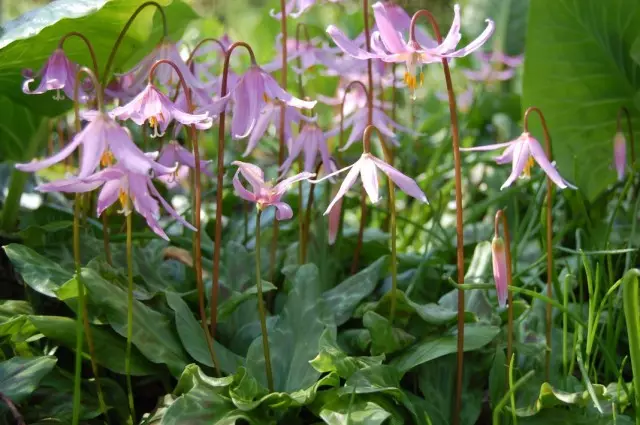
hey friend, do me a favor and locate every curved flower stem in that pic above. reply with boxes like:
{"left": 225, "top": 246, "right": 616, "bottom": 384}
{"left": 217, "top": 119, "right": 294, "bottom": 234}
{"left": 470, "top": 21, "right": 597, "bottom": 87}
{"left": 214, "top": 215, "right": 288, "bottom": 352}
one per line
{"left": 255, "top": 210, "right": 274, "bottom": 391}
{"left": 101, "top": 1, "right": 168, "bottom": 91}
{"left": 270, "top": 0, "right": 290, "bottom": 280}
{"left": 125, "top": 212, "right": 136, "bottom": 420}
{"left": 523, "top": 106, "right": 553, "bottom": 382}
{"left": 350, "top": 0, "right": 376, "bottom": 275}
{"left": 495, "top": 209, "right": 514, "bottom": 384}
{"left": 71, "top": 68, "right": 108, "bottom": 425}
{"left": 59, "top": 32, "right": 100, "bottom": 79}
{"left": 213, "top": 41, "right": 258, "bottom": 341}
{"left": 617, "top": 106, "right": 636, "bottom": 166}
{"left": 186, "top": 37, "right": 227, "bottom": 66}
{"left": 410, "top": 11, "right": 465, "bottom": 424}
{"left": 0, "top": 392, "right": 25, "bottom": 425}
{"left": 362, "top": 125, "right": 398, "bottom": 322}
{"left": 149, "top": 59, "right": 222, "bottom": 376}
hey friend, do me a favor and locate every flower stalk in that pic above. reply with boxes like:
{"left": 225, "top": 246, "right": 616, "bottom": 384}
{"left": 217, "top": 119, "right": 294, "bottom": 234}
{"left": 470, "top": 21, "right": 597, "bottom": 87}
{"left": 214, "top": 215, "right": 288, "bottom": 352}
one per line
{"left": 212, "top": 41, "right": 258, "bottom": 341}
{"left": 296, "top": 22, "right": 310, "bottom": 264}
{"left": 494, "top": 209, "right": 514, "bottom": 381}
{"left": 125, "top": 210, "right": 136, "bottom": 420}
{"left": 255, "top": 210, "right": 275, "bottom": 391}
{"left": 149, "top": 59, "right": 222, "bottom": 375}
{"left": 409, "top": 10, "right": 465, "bottom": 424}
{"left": 523, "top": 106, "right": 554, "bottom": 382}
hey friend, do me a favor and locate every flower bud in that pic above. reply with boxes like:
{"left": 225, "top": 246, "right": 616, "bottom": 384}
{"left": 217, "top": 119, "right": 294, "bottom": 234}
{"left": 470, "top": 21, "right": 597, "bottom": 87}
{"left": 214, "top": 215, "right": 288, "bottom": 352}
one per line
{"left": 613, "top": 131, "right": 627, "bottom": 182}
{"left": 328, "top": 195, "right": 343, "bottom": 245}
{"left": 491, "top": 236, "right": 508, "bottom": 308}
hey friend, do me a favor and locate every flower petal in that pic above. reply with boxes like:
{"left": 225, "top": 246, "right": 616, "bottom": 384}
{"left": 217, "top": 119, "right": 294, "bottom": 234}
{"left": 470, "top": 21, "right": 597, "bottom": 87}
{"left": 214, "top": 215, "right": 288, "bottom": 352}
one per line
{"left": 500, "top": 139, "right": 529, "bottom": 190}
{"left": 232, "top": 160, "right": 265, "bottom": 194}
{"left": 273, "top": 202, "right": 294, "bottom": 220}
{"left": 372, "top": 2, "right": 409, "bottom": 54}
{"left": 370, "top": 155, "right": 428, "bottom": 203}
{"left": 323, "top": 161, "right": 361, "bottom": 215}
{"left": 263, "top": 71, "right": 316, "bottom": 109}
{"left": 97, "top": 179, "right": 122, "bottom": 216}
{"left": 326, "top": 25, "right": 375, "bottom": 60}
{"left": 527, "top": 136, "right": 577, "bottom": 189}
{"left": 359, "top": 156, "right": 380, "bottom": 204}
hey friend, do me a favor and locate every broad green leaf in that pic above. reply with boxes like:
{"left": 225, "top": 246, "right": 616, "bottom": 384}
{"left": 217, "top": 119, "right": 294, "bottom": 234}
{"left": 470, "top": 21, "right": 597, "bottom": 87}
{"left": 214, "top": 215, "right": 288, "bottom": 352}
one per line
{"left": 518, "top": 409, "right": 634, "bottom": 425}
{"left": 390, "top": 324, "right": 500, "bottom": 372}
{"left": 362, "top": 311, "right": 415, "bottom": 356}
{"left": 318, "top": 398, "right": 391, "bottom": 425}
{"left": 4, "top": 243, "right": 72, "bottom": 297}
{"left": 0, "top": 356, "right": 56, "bottom": 403}
{"left": 165, "top": 291, "right": 244, "bottom": 375}
{"left": 80, "top": 268, "right": 190, "bottom": 375}
{"left": 28, "top": 315, "right": 157, "bottom": 376}
{"left": 463, "top": 0, "right": 529, "bottom": 55}
{"left": 218, "top": 280, "right": 277, "bottom": 322}
{"left": 324, "top": 256, "right": 388, "bottom": 326}
{"left": 522, "top": 0, "right": 640, "bottom": 200}
{"left": 488, "top": 346, "right": 507, "bottom": 409}
{"left": 0, "top": 0, "right": 197, "bottom": 162}
{"left": 246, "top": 264, "right": 333, "bottom": 392}
{"left": 310, "top": 329, "right": 384, "bottom": 380}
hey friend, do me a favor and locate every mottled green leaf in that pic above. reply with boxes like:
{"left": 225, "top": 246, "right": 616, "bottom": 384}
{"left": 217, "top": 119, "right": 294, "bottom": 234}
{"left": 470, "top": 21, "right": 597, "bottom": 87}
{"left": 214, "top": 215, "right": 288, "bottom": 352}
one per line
{"left": 4, "top": 243, "right": 72, "bottom": 297}
{"left": 0, "top": 356, "right": 56, "bottom": 403}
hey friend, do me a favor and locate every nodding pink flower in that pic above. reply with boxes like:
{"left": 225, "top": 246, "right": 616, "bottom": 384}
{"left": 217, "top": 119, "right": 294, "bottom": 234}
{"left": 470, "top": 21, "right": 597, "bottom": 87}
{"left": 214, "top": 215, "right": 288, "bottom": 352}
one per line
{"left": 114, "top": 42, "right": 204, "bottom": 97}
{"left": 613, "top": 131, "right": 627, "bottom": 182}
{"left": 372, "top": 1, "right": 436, "bottom": 50}
{"left": 317, "top": 79, "right": 391, "bottom": 120}
{"left": 327, "top": 4, "right": 494, "bottom": 96}
{"left": 279, "top": 123, "right": 335, "bottom": 176}
{"left": 460, "top": 132, "right": 577, "bottom": 190}
{"left": 226, "top": 65, "right": 316, "bottom": 139}
{"left": 491, "top": 236, "right": 508, "bottom": 308}
{"left": 316, "top": 153, "right": 428, "bottom": 215}
{"left": 327, "top": 191, "right": 343, "bottom": 245}
{"left": 16, "top": 112, "right": 175, "bottom": 178}
{"left": 270, "top": 0, "right": 343, "bottom": 19}
{"left": 326, "top": 106, "right": 418, "bottom": 151}
{"left": 156, "top": 140, "right": 213, "bottom": 178}
{"left": 22, "top": 48, "right": 90, "bottom": 102}
{"left": 109, "top": 83, "right": 213, "bottom": 137}
{"left": 241, "top": 101, "right": 316, "bottom": 157}
{"left": 463, "top": 51, "right": 522, "bottom": 83}
{"left": 37, "top": 165, "right": 195, "bottom": 241}
{"left": 157, "top": 165, "right": 190, "bottom": 189}
{"left": 262, "top": 35, "right": 341, "bottom": 74}
{"left": 232, "top": 161, "right": 314, "bottom": 220}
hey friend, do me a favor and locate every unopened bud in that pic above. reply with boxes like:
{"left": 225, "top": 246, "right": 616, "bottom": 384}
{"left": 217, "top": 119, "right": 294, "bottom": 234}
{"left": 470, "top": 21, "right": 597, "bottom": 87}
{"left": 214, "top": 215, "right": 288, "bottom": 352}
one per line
{"left": 613, "top": 131, "right": 627, "bottom": 182}
{"left": 491, "top": 236, "right": 508, "bottom": 308}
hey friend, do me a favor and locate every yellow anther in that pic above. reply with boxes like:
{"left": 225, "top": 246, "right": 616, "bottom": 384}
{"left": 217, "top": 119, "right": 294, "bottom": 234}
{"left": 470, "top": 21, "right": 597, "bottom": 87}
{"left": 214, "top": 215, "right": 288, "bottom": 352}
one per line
{"left": 419, "top": 71, "right": 425, "bottom": 86}
{"left": 522, "top": 156, "right": 535, "bottom": 178}
{"left": 100, "top": 150, "right": 114, "bottom": 167}
{"left": 263, "top": 93, "right": 270, "bottom": 103}
{"left": 118, "top": 189, "right": 129, "bottom": 211}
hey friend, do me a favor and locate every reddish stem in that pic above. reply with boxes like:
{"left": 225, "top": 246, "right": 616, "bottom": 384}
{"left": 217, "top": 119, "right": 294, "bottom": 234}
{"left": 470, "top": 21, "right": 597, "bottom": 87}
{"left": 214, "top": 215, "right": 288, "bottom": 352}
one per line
{"left": 213, "top": 41, "right": 257, "bottom": 343}
{"left": 523, "top": 106, "right": 553, "bottom": 382}
{"left": 410, "top": 9, "right": 465, "bottom": 425}
{"left": 59, "top": 32, "right": 100, "bottom": 79}
{"left": 186, "top": 37, "right": 227, "bottom": 66}
{"left": 495, "top": 209, "right": 514, "bottom": 384}
{"left": 149, "top": 59, "right": 222, "bottom": 376}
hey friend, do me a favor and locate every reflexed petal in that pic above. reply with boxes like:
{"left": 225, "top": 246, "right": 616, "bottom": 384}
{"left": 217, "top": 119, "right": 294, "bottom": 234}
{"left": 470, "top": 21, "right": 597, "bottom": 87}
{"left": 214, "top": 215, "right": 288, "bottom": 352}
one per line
{"left": 527, "top": 136, "right": 577, "bottom": 189}
{"left": 243, "top": 103, "right": 276, "bottom": 157}
{"left": 273, "top": 202, "right": 293, "bottom": 220}
{"left": 359, "top": 156, "right": 380, "bottom": 203}
{"left": 97, "top": 179, "right": 122, "bottom": 216}
{"left": 327, "top": 193, "right": 343, "bottom": 245}
{"left": 500, "top": 139, "right": 529, "bottom": 190}
{"left": 148, "top": 180, "right": 196, "bottom": 231}
{"left": 437, "top": 4, "right": 462, "bottom": 54}
{"left": 274, "top": 171, "right": 315, "bottom": 196}
{"left": 491, "top": 236, "right": 508, "bottom": 308}
{"left": 326, "top": 25, "right": 375, "bottom": 60}
{"left": 372, "top": 2, "right": 409, "bottom": 54}
{"left": 495, "top": 144, "right": 515, "bottom": 164}
{"left": 36, "top": 177, "right": 103, "bottom": 193}
{"left": 231, "top": 74, "right": 258, "bottom": 138}
{"left": 263, "top": 72, "right": 316, "bottom": 109}
{"left": 371, "top": 155, "right": 428, "bottom": 203}
{"left": 232, "top": 171, "right": 257, "bottom": 202}
{"left": 16, "top": 126, "right": 85, "bottom": 173}
{"left": 323, "top": 161, "right": 362, "bottom": 215}
{"left": 232, "top": 161, "right": 266, "bottom": 193}
{"left": 440, "top": 19, "right": 495, "bottom": 59}
{"left": 460, "top": 141, "right": 514, "bottom": 152}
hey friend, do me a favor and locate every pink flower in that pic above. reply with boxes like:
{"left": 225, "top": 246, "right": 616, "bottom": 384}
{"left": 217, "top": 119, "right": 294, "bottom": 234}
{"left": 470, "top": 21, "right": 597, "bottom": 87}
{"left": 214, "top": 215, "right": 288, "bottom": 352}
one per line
{"left": 279, "top": 123, "right": 335, "bottom": 176}
{"left": 463, "top": 51, "right": 522, "bottom": 83}
{"left": 16, "top": 112, "right": 175, "bottom": 178}
{"left": 491, "top": 236, "right": 508, "bottom": 308}
{"left": 271, "top": 0, "right": 343, "bottom": 19}
{"left": 156, "top": 140, "right": 213, "bottom": 178}
{"left": 460, "top": 132, "right": 577, "bottom": 190}
{"left": 327, "top": 4, "right": 494, "bottom": 96}
{"left": 613, "top": 131, "right": 627, "bottom": 182}
{"left": 22, "top": 48, "right": 90, "bottom": 102}
{"left": 262, "top": 35, "right": 342, "bottom": 75}
{"left": 232, "top": 161, "right": 314, "bottom": 220}
{"left": 110, "top": 83, "right": 213, "bottom": 137}
{"left": 318, "top": 153, "right": 427, "bottom": 215}
{"left": 327, "top": 188, "right": 343, "bottom": 245}
{"left": 225, "top": 65, "right": 316, "bottom": 139}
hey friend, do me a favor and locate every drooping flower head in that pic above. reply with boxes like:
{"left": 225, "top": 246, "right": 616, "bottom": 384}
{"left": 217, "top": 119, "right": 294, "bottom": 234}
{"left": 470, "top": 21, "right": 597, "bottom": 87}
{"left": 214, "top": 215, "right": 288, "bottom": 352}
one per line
{"left": 110, "top": 83, "right": 213, "bottom": 137}
{"left": 279, "top": 123, "right": 335, "bottom": 176}
{"left": 22, "top": 48, "right": 90, "bottom": 102}
{"left": 232, "top": 161, "right": 314, "bottom": 220}
{"left": 16, "top": 112, "right": 175, "bottom": 178}
{"left": 460, "top": 132, "right": 577, "bottom": 190}
{"left": 37, "top": 165, "right": 195, "bottom": 241}
{"left": 226, "top": 65, "right": 316, "bottom": 140}
{"left": 491, "top": 236, "right": 508, "bottom": 307}
{"left": 327, "top": 3, "right": 495, "bottom": 97}
{"left": 462, "top": 50, "right": 523, "bottom": 83}
{"left": 613, "top": 131, "right": 627, "bottom": 182}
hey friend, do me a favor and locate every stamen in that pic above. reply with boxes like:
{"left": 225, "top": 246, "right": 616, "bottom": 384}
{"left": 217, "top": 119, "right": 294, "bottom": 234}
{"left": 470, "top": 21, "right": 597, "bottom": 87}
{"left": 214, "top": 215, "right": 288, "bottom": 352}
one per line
{"left": 52, "top": 89, "right": 65, "bottom": 101}
{"left": 522, "top": 156, "right": 535, "bottom": 178}
{"left": 118, "top": 189, "right": 130, "bottom": 214}
{"left": 100, "top": 150, "right": 114, "bottom": 167}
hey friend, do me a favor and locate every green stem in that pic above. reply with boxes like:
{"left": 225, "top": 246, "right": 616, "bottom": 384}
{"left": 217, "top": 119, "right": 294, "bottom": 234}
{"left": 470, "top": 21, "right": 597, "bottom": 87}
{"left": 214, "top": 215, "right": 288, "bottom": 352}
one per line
{"left": 622, "top": 269, "right": 640, "bottom": 425}
{"left": 508, "top": 354, "right": 518, "bottom": 425}
{"left": 388, "top": 177, "right": 398, "bottom": 323}
{"left": 255, "top": 210, "right": 274, "bottom": 391}
{"left": 493, "top": 369, "right": 534, "bottom": 425}
{"left": 71, "top": 196, "right": 84, "bottom": 425}
{"left": 125, "top": 213, "right": 136, "bottom": 420}
{"left": 1, "top": 118, "right": 48, "bottom": 233}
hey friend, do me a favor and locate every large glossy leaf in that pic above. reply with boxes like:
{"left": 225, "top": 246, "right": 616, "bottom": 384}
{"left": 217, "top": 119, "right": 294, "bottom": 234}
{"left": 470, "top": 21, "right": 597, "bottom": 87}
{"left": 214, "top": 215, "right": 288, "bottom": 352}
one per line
{"left": 390, "top": 324, "right": 500, "bottom": 372}
{"left": 165, "top": 291, "right": 244, "bottom": 375}
{"left": 522, "top": 0, "right": 640, "bottom": 200}
{"left": 0, "top": 0, "right": 197, "bottom": 161}
{"left": 4, "top": 243, "right": 72, "bottom": 297}
{"left": 28, "top": 315, "right": 157, "bottom": 376}
{"left": 0, "top": 356, "right": 56, "bottom": 403}
{"left": 246, "top": 264, "right": 333, "bottom": 392}
{"left": 79, "top": 268, "right": 190, "bottom": 375}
